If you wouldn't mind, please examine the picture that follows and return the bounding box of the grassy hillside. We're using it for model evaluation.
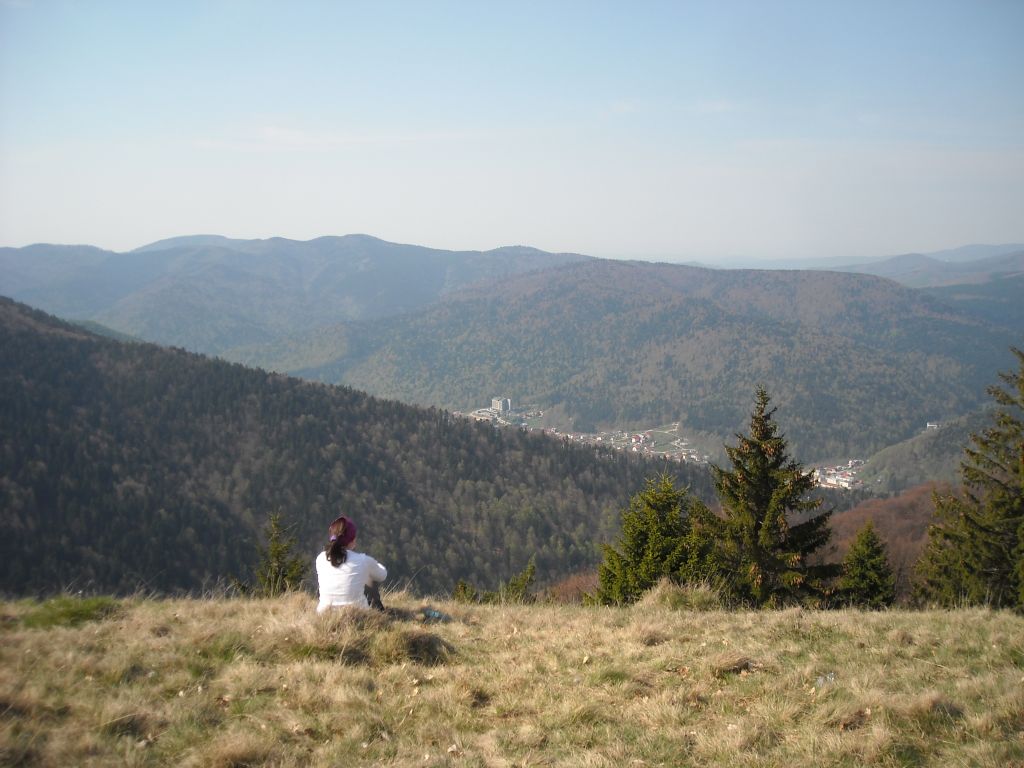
[2,592,1022,767]
[287,259,1018,458]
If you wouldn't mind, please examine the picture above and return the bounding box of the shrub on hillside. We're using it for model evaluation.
[592,474,718,605]
[246,513,307,598]
[837,520,896,609]
[21,595,121,629]
[635,578,730,611]
[453,557,537,604]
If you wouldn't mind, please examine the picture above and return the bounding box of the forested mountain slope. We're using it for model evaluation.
[289,259,1019,458]
[858,410,991,493]
[920,274,1024,332]
[836,246,1024,332]
[0,297,709,596]
[0,236,589,354]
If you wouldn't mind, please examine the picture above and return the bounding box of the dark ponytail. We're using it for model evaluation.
[325,516,355,567]
[327,539,347,567]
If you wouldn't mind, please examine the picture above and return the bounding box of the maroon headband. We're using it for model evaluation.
[329,515,357,547]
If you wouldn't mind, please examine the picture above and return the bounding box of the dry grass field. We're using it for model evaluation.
[2,586,1023,767]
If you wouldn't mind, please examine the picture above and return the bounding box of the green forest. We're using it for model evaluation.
[289,260,1017,458]
[4,240,1019,461]
[0,237,588,354]
[590,353,1024,611]
[0,297,716,596]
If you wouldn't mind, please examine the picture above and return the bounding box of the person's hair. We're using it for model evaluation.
[326,516,353,567]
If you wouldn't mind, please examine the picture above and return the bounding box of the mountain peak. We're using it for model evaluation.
[132,234,246,253]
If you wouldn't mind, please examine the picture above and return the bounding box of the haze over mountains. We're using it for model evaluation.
[833,245,1024,336]
[681,243,1024,271]
[0,235,589,354]
[1,235,1020,462]
[834,246,1024,289]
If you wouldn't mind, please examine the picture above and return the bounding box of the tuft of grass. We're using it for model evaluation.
[711,653,760,678]
[20,595,121,629]
[97,709,153,738]
[184,726,276,768]
[636,577,731,611]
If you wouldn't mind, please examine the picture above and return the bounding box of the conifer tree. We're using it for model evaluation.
[452,580,479,604]
[593,474,718,605]
[915,348,1024,609]
[495,556,537,604]
[712,387,836,607]
[255,512,307,597]
[455,557,538,604]
[838,520,896,609]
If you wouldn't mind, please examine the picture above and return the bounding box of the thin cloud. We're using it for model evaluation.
[607,100,642,115]
[692,99,743,115]
[193,125,470,153]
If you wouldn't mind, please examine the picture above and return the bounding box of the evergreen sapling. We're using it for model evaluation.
[838,520,896,609]
[593,474,718,605]
[711,387,836,607]
[254,512,307,597]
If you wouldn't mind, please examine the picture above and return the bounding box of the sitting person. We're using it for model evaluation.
[315,515,387,613]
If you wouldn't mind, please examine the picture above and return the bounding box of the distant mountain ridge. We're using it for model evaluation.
[0,235,591,354]
[923,243,1024,262]
[131,234,254,252]
[834,247,1024,288]
[919,274,1024,333]
[278,258,1019,458]
[693,242,1024,270]
[2,234,1020,463]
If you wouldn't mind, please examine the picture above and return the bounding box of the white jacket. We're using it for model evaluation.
[315,550,387,612]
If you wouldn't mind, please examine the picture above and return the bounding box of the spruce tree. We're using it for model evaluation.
[915,348,1024,609]
[494,556,537,604]
[838,520,896,609]
[712,387,836,607]
[255,512,307,597]
[452,580,479,604]
[593,474,718,605]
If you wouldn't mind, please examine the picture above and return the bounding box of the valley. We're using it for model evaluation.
[465,398,712,464]
[4,7,1023,765]
[3,234,1020,472]
[1,235,1021,597]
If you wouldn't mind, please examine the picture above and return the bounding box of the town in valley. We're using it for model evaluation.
[464,396,709,466]
[458,396,926,490]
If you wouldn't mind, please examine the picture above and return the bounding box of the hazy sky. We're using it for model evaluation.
[1,1,1022,262]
